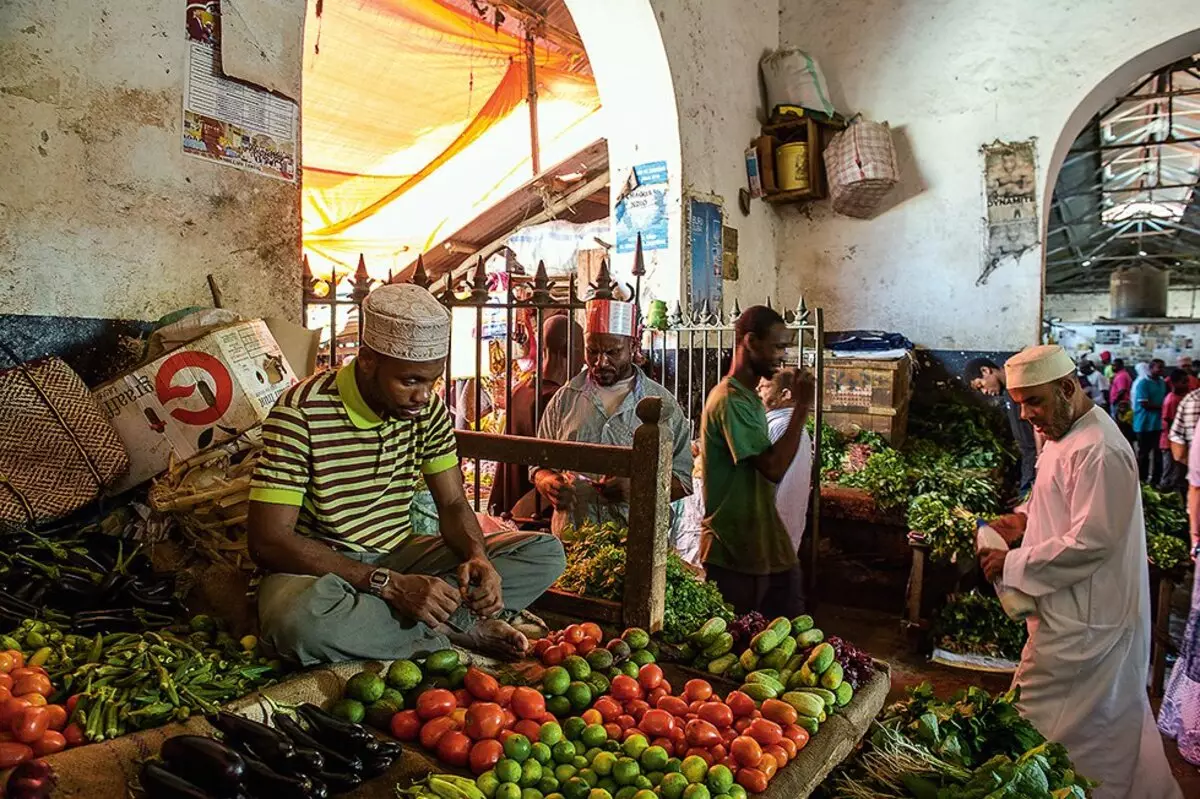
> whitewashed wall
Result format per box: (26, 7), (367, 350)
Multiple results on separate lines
(1046, 289), (1200, 323)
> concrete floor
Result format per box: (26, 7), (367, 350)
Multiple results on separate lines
(819, 604), (1200, 797)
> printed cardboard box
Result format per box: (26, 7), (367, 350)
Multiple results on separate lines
(94, 320), (299, 493)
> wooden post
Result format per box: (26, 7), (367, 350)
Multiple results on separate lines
(1151, 573), (1174, 697)
(905, 542), (926, 634)
(624, 397), (671, 632)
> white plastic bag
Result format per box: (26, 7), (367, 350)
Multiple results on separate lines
(760, 48), (835, 117)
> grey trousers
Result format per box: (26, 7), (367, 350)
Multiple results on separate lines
(257, 530), (565, 666)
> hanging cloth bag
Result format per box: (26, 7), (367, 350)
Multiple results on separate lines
(823, 116), (900, 219)
(0, 346), (130, 527)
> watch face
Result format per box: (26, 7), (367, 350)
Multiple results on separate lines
(371, 570), (389, 590)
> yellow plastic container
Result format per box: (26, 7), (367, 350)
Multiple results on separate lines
(776, 142), (810, 191)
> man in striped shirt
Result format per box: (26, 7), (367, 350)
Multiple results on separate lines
(248, 284), (565, 665)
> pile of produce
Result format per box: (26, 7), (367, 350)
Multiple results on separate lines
(725, 613), (768, 656)
(7, 615), (281, 742)
(930, 591), (1027, 662)
(0, 648), (86, 773)
(908, 401), (1016, 472)
(904, 494), (977, 564)
(533, 626), (657, 718)
(1148, 534), (1190, 573)
(554, 523), (733, 642)
(140, 706), (402, 798)
(1142, 485), (1191, 573)
(825, 683), (1093, 798)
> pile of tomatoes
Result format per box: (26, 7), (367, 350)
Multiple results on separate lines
(531, 622), (607, 664)
(0, 649), (84, 770)
(583, 666), (809, 794)
(388, 666), (558, 775)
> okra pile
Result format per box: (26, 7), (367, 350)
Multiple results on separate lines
(9, 616), (282, 742)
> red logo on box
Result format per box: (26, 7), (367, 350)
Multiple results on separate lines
(155, 351), (234, 426)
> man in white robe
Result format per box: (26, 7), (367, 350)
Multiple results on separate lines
(979, 344), (1181, 799)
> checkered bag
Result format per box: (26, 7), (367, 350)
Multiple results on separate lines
(0, 349), (129, 527)
(823, 117), (899, 219)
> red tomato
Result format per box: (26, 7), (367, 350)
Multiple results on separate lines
(533, 639), (552, 657)
(21, 695), (46, 708)
(711, 744), (727, 763)
(464, 702), (505, 740)
(659, 680), (672, 696)
(464, 668), (500, 701)
(0, 742), (31, 769)
(685, 719), (721, 748)
(30, 731), (65, 757)
(497, 729), (517, 744)
(0, 675), (11, 692)
(9, 669), (43, 682)
(0, 689), (11, 706)
(502, 709), (517, 729)
(731, 735), (763, 768)
(41, 705), (66, 732)
(449, 708), (468, 728)
(778, 737), (797, 760)
(542, 646), (566, 666)
(646, 687), (668, 708)
(420, 716), (459, 750)
(782, 724), (810, 750)
(698, 701), (734, 729)
(650, 736), (673, 752)
(469, 739), (504, 774)
(437, 731), (472, 767)
(416, 689), (457, 721)
(593, 697), (622, 723)
(616, 714), (636, 732)
(510, 687), (546, 720)
(719, 755), (739, 772)
(722, 727), (737, 745)
(5, 652), (23, 670)
(764, 744), (790, 767)
(575, 637), (597, 656)
(670, 725), (688, 750)
(637, 664), (664, 691)
(605, 723), (623, 740)
(760, 699), (798, 727)
(639, 708), (675, 738)
(12, 707), (48, 745)
(580, 622), (603, 642)
(685, 747), (714, 766)
(581, 709), (603, 726)
(12, 676), (50, 699)
(725, 691), (757, 719)
(454, 689), (473, 708)
(61, 723), (85, 748)
(0, 654), (13, 675)
(737, 768), (769, 794)
(64, 695), (79, 714)
(563, 625), (586, 645)
(0, 698), (32, 728)
(558, 642), (577, 658)
(688, 700), (704, 714)
(513, 719), (543, 741)
(758, 753), (778, 779)
(0, 732), (12, 743)
(675, 739), (690, 757)
(733, 717), (754, 734)
(750, 709), (763, 719)
(494, 685), (516, 707)
(610, 675), (642, 702)
(683, 679), (713, 703)
(390, 710), (421, 742)
(626, 699), (650, 721)
(657, 696), (690, 717)
(746, 719), (783, 747)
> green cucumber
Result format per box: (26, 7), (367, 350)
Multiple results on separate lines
(780, 691), (824, 719)
(795, 715), (819, 735)
(834, 682), (853, 707)
(739, 649), (760, 672)
(806, 643), (835, 674)
(750, 629), (782, 655)
(702, 632), (734, 658)
(820, 661), (844, 691)
(767, 617), (792, 640)
(796, 628), (824, 647)
(707, 654), (737, 676)
(740, 682), (777, 702)
(790, 615), (814, 635)
(692, 618), (727, 647)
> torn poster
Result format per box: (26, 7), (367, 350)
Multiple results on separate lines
(615, 161), (669, 254)
(183, 1), (298, 182)
(978, 139), (1038, 285)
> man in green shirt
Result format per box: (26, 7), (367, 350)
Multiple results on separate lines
(248, 283), (565, 666)
(700, 305), (813, 616)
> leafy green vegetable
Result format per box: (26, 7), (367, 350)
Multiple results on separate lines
(841, 449), (914, 510)
(908, 401), (1017, 468)
(1148, 532), (1190, 573)
(1142, 484), (1187, 537)
(906, 493), (977, 564)
(931, 590), (1028, 661)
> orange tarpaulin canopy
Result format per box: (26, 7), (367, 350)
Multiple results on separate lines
(302, 0), (603, 281)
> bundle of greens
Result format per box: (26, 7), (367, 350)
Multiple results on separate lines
(1142, 484), (1188, 537)
(826, 683), (1094, 799)
(807, 418), (846, 480)
(906, 493), (977, 564)
(1148, 532), (1190, 573)
(909, 401), (1017, 470)
(840, 449), (914, 511)
(931, 590), (1028, 661)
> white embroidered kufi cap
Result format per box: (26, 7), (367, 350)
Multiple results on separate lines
(361, 284), (451, 361)
(1005, 344), (1076, 389)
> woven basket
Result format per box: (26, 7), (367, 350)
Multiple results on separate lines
(823, 118), (899, 219)
(0, 353), (130, 526)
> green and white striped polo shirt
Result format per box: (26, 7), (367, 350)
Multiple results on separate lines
(249, 362), (458, 553)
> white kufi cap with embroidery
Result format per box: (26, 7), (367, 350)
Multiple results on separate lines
(1005, 344), (1076, 389)
(361, 284), (451, 361)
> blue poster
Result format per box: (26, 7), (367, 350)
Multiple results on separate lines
(687, 197), (723, 313)
(615, 161), (669, 254)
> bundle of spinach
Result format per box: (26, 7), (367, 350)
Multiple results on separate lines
(1148, 532), (1190, 573)
(841, 449), (914, 511)
(909, 401), (1017, 468)
(906, 493), (977, 564)
(1142, 484), (1188, 537)
(931, 590), (1027, 661)
(807, 418), (847, 480)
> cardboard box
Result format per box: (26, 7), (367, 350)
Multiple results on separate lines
(94, 320), (301, 493)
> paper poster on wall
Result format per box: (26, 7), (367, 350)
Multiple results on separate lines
(978, 139), (1039, 285)
(615, 161), (669, 254)
(685, 194), (724, 314)
(182, 1), (298, 182)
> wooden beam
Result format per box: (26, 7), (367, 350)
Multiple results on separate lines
(455, 431), (633, 477)
(623, 398), (670, 633)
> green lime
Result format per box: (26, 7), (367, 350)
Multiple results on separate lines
(646, 773), (664, 787)
(578, 769), (599, 788)
(547, 695), (573, 717)
(682, 784), (710, 799)
(365, 697), (403, 729)
(612, 758), (640, 787)
(727, 786), (747, 799)
(629, 650), (655, 667)
(597, 779), (617, 794)
(573, 756), (588, 769)
(540, 722), (565, 747)
(588, 790), (613, 799)
(425, 649), (461, 675)
(592, 752), (617, 777)
(345, 671), (385, 703)
(531, 742), (553, 765)
(497, 759), (523, 784)
(664, 759), (682, 774)
(563, 656), (592, 681)
(706, 765), (733, 796)
(522, 789), (542, 799)
(380, 687), (405, 707)
(614, 789), (638, 799)
(602, 739), (621, 753)
(586, 649), (614, 671)
(607, 667), (623, 681)
(585, 748), (603, 764)
(554, 765), (578, 783)
(563, 717), (587, 742)
(542, 666), (571, 696)
(712, 794), (731, 799)
(546, 794), (564, 799)
(520, 759), (544, 788)
(633, 791), (657, 799)
(659, 773), (689, 799)
(448, 666), (468, 689)
(496, 784), (522, 799)
(586, 673), (611, 697)
(479, 772), (501, 799)
(330, 698), (365, 723)
(566, 682), (594, 712)
(634, 778), (652, 791)
(580, 723), (608, 749)
(552, 741), (578, 765)
(680, 756), (708, 785)
(563, 779), (590, 799)
(619, 661), (640, 678)
(639, 746), (669, 772)
(621, 628), (650, 650)
(621, 734), (648, 761)
(539, 777), (560, 794)
(505, 734), (533, 763)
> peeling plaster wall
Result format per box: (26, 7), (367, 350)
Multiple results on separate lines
(773, 0), (1200, 349)
(0, 0), (302, 323)
(1046, 289), (1200, 323)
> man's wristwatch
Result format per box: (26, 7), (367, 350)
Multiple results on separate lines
(367, 568), (391, 597)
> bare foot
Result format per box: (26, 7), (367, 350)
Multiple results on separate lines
(447, 618), (529, 660)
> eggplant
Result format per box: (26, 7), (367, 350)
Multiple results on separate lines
(210, 712), (297, 767)
(309, 781), (330, 799)
(139, 762), (220, 799)
(362, 754), (396, 779)
(288, 746), (327, 776)
(296, 704), (374, 753)
(273, 713), (362, 773)
(242, 754), (319, 799)
(374, 740), (403, 760)
(159, 735), (245, 796)
(313, 770), (362, 795)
